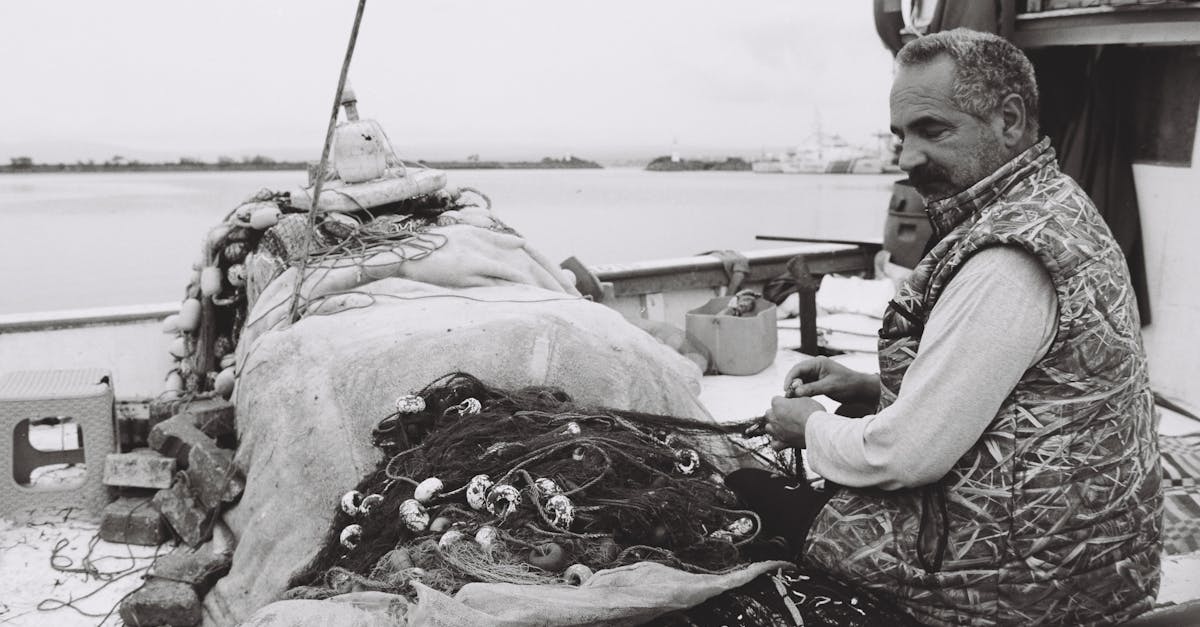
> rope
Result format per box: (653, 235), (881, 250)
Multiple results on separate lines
(288, 0), (369, 323)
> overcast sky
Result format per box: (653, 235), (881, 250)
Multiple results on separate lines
(0, 1), (895, 163)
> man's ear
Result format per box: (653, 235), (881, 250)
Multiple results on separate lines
(998, 93), (1027, 148)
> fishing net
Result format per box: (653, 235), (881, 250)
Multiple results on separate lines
(284, 372), (786, 601)
(270, 373), (920, 627)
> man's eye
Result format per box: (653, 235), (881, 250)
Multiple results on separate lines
(921, 126), (950, 140)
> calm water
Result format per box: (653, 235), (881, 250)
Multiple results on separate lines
(0, 169), (895, 315)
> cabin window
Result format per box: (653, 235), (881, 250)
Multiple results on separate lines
(1131, 45), (1200, 167)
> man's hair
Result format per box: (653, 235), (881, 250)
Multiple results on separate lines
(896, 28), (1039, 137)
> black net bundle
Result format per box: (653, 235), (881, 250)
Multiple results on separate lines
(285, 372), (790, 600)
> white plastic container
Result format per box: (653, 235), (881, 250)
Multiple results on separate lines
(685, 297), (778, 375)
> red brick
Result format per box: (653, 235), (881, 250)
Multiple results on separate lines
(103, 448), (176, 489)
(149, 542), (232, 595)
(181, 397), (236, 440)
(99, 496), (169, 546)
(148, 414), (212, 469)
(186, 442), (243, 510)
(119, 579), (201, 627)
(153, 481), (214, 547)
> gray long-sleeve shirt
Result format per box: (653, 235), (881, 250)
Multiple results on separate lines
(805, 246), (1057, 489)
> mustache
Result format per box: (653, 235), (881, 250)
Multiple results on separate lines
(907, 163), (953, 188)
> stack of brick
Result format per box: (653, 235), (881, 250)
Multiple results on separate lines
(102, 396), (241, 627)
(119, 524), (235, 627)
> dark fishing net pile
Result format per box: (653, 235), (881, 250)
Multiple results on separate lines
(286, 373), (791, 600)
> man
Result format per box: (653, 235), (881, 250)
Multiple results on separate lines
(762, 29), (1163, 626)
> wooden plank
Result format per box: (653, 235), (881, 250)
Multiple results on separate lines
(597, 247), (875, 298)
(0, 302), (179, 334)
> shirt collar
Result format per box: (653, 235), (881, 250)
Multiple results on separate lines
(924, 137), (1055, 238)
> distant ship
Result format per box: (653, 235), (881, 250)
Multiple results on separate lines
(752, 132), (897, 175)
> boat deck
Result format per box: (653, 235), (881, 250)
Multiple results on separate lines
(0, 312), (1196, 625)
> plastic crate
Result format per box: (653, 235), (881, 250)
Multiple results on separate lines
(0, 369), (116, 516)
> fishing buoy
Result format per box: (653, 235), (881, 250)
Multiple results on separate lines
(466, 474), (492, 510)
(414, 477), (444, 504)
(709, 529), (734, 543)
(249, 203), (282, 230)
(167, 336), (191, 359)
(161, 314), (179, 334)
(474, 526), (500, 552)
(340, 524), (363, 550)
(395, 394), (426, 414)
(437, 529), (466, 550)
(545, 494), (575, 529)
(220, 353), (237, 370)
(214, 367), (236, 399)
(227, 264), (246, 287)
(164, 370), (184, 394)
(200, 266), (223, 297)
(185, 265), (202, 299)
(229, 203), (253, 225)
(398, 499), (430, 532)
(534, 478), (561, 497)
(333, 119), (390, 184)
(674, 449), (701, 475)
(564, 564), (593, 586)
(177, 298), (202, 332)
(429, 516), (452, 532)
(485, 484), (521, 518)
(340, 490), (364, 516)
(359, 494), (384, 515)
(726, 517), (755, 538)
(450, 397), (481, 416)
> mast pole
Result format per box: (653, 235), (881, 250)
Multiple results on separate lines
(289, 0), (368, 323)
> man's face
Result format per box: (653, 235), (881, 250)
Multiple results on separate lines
(890, 56), (1009, 202)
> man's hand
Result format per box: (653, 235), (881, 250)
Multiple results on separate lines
(764, 396), (825, 451)
(784, 357), (881, 406)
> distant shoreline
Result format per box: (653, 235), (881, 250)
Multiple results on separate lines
(0, 162), (309, 174)
(644, 155), (751, 172)
(0, 155), (603, 174)
(417, 156), (602, 170)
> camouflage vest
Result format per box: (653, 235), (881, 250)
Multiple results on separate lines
(803, 139), (1163, 626)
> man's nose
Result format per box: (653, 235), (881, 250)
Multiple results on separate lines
(897, 139), (926, 173)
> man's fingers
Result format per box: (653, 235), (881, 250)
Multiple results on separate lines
(782, 359), (824, 393)
(743, 416), (768, 437)
(788, 379), (834, 399)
